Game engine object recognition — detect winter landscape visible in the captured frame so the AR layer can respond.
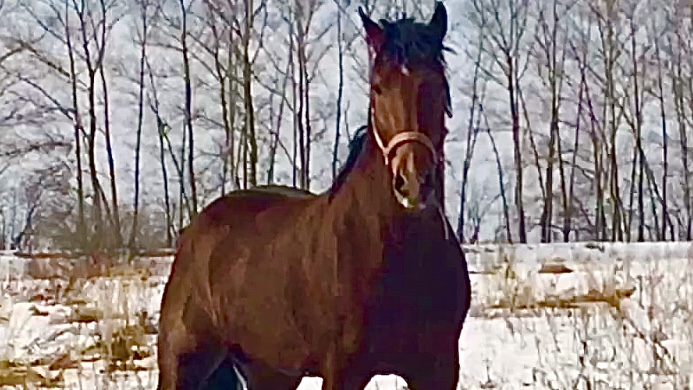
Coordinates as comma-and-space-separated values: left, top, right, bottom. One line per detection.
0, 242, 692, 389
1, 0, 693, 387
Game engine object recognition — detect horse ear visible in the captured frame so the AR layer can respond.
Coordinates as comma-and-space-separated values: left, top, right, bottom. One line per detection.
429, 2, 448, 42
358, 7, 385, 53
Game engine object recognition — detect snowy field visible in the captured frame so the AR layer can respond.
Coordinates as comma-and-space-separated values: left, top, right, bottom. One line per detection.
0, 242, 692, 389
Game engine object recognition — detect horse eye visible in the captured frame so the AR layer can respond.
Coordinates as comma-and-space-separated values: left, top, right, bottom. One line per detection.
373, 84, 382, 95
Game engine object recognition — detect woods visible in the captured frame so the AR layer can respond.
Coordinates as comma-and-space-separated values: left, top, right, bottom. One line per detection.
458, 0, 693, 243
0, 0, 692, 251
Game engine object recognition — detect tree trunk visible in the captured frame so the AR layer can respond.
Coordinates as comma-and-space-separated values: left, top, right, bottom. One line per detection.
180, 0, 197, 215
130, 0, 149, 250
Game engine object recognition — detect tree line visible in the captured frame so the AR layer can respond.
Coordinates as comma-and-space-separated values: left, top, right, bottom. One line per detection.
0, 0, 690, 253
457, 0, 693, 244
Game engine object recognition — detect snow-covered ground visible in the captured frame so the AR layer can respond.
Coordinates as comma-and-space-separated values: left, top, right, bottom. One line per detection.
0, 242, 691, 389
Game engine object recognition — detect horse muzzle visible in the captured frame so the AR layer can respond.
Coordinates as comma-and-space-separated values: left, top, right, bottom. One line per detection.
390, 146, 437, 210
372, 128, 438, 211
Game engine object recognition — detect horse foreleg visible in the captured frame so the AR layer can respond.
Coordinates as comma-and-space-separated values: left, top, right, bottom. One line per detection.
159, 333, 233, 390
240, 360, 303, 390
179, 345, 231, 389
320, 350, 373, 390
318, 346, 340, 390
157, 327, 192, 389
158, 302, 231, 390
321, 371, 372, 389
402, 349, 460, 390
328, 362, 372, 390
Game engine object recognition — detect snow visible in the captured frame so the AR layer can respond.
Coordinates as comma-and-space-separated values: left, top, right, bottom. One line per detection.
0, 242, 691, 389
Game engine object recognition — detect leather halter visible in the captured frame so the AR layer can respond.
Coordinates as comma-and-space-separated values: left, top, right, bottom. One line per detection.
370, 111, 438, 166
370, 111, 450, 239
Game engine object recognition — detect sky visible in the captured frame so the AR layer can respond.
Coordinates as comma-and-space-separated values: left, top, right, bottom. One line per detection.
1, 0, 683, 245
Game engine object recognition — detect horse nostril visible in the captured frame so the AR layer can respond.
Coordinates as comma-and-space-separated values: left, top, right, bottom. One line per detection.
394, 173, 408, 196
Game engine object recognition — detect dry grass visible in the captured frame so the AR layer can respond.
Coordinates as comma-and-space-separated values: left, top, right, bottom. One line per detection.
0, 254, 161, 388
0, 243, 691, 389
463, 243, 693, 389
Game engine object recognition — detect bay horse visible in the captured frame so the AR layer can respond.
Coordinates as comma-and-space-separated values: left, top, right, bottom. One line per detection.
157, 3, 470, 389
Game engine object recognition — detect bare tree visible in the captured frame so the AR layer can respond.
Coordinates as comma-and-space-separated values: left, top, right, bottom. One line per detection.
533, 0, 574, 242
146, 68, 175, 246
264, 54, 293, 184
149, 0, 208, 224
10, 0, 91, 246
56, 0, 126, 249
614, 0, 648, 242
462, 185, 501, 244
0, 136, 72, 250
73, 0, 104, 247
192, 0, 272, 190
279, 0, 332, 189
294, 0, 311, 189
332, 0, 344, 181
481, 106, 513, 242
666, 0, 693, 240
128, 0, 152, 250
179, 0, 198, 213
197, 0, 239, 194
96, 0, 125, 248
0, 3, 36, 130
241, 0, 258, 188
457, 22, 488, 242
591, 0, 628, 241
468, 0, 532, 243
647, 3, 671, 240
562, 32, 587, 242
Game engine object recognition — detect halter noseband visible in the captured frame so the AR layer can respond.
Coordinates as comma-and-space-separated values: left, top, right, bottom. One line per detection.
370, 112, 439, 166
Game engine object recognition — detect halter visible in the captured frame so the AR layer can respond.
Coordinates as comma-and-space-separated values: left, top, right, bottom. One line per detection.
370, 109, 449, 237
370, 110, 439, 166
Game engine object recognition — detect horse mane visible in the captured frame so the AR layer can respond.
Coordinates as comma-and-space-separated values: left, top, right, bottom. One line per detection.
328, 125, 369, 198
376, 12, 453, 116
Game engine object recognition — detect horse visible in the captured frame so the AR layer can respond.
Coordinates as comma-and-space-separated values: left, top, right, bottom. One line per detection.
157, 3, 471, 389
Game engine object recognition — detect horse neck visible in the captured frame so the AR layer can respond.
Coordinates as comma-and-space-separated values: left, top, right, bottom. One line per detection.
434, 160, 445, 213
334, 130, 401, 221
428, 120, 447, 213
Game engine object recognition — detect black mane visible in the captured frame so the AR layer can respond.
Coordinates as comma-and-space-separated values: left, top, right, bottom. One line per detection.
329, 125, 369, 197
379, 15, 448, 67
376, 13, 452, 116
